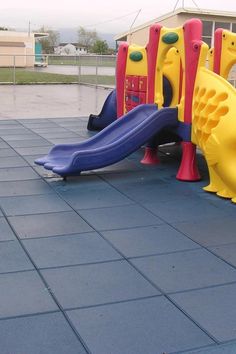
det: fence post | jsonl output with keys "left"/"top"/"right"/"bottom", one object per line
{"left": 77, "top": 54, "right": 81, "bottom": 84}
{"left": 95, "top": 55, "right": 98, "bottom": 87}
{"left": 13, "top": 55, "right": 16, "bottom": 85}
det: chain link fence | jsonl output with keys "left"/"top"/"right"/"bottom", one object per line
{"left": 0, "top": 54, "right": 236, "bottom": 88}
{"left": 0, "top": 54, "right": 116, "bottom": 86}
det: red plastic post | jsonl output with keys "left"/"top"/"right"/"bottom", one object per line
{"left": 213, "top": 28, "right": 223, "bottom": 75}
{"left": 116, "top": 43, "right": 129, "bottom": 118}
{"left": 141, "top": 147, "right": 160, "bottom": 165}
{"left": 176, "top": 142, "right": 201, "bottom": 181}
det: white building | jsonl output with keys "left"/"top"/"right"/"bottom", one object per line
{"left": 55, "top": 43, "right": 87, "bottom": 55}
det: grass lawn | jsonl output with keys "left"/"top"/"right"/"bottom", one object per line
{"left": 48, "top": 56, "right": 116, "bottom": 67}
{"left": 0, "top": 68, "right": 115, "bottom": 85}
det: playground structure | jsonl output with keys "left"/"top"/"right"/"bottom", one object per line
{"left": 36, "top": 18, "right": 236, "bottom": 203}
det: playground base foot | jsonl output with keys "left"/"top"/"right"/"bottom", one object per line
{"left": 176, "top": 142, "right": 201, "bottom": 181}
{"left": 141, "top": 147, "right": 160, "bottom": 165}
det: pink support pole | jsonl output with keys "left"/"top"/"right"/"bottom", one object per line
{"left": 176, "top": 142, "right": 201, "bottom": 181}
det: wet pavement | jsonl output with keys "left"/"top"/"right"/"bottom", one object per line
{"left": 0, "top": 84, "right": 112, "bottom": 119}
{"left": 31, "top": 65, "right": 115, "bottom": 76}
{"left": 0, "top": 85, "right": 236, "bottom": 353}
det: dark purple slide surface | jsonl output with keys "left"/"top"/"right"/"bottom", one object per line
{"left": 35, "top": 105, "right": 178, "bottom": 176}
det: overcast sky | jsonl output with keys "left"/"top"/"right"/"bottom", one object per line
{"left": 1, "top": 0, "right": 236, "bottom": 33}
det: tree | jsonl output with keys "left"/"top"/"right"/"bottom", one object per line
{"left": 77, "top": 26, "right": 99, "bottom": 52}
{"left": 91, "top": 40, "right": 109, "bottom": 54}
{"left": 0, "top": 27, "right": 9, "bottom": 31}
{"left": 35, "top": 26, "right": 60, "bottom": 54}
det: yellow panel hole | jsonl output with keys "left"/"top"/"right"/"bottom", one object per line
{"left": 198, "top": 88, "right": 206, "bottom": 97}
{"left": 204, "top": 120, "right": 219, "bottom": 133}
{"left": 204, "top": 104, "right": 217, "bottom": 115}
{"left": 194, "top": 86, "right": 199, "bottom": 96}
{"left": 193, "top": 113, "right": 199, "bottom": 122}
{"left": 198, "top": 116, "right": 207, "bottom": 128}
{"left": 193, "top": 101, "right": 198, "bottom": 111}
{"left": 216, "top": 92, "right": 228, "bottom": 102}
{"left": 201, "top": 132, "right": 209, "bottom": 145}
{"left": 196, "top": 102, "right": 206, "bottom": 113}
{"left": 205, "top": 90, "right": 216, "bottom": 100}
{"left": 215, "top": 106, "right": 229, "bottom": 118}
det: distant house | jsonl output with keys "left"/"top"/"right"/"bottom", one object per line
{"left": 0, "top": 30, "right": 48, "bottom": 67}
{"left": 54, "top": 43, "right": 87, "bottom": 55}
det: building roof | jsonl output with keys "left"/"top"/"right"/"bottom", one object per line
{"left": 114, "top": 7, "right": 236, "bottom": 40}
{"left": 0, "top": 30, "right": 48, "bottom": 39}
{"left": 58, "top": 42, "right": 86, "bottom": 48}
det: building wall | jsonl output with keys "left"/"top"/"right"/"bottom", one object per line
{"left": 0, "top": 31, "right": 35, "bottom": 67}
{"left": 125, "top": 12, "right": 236, "bottom": 46}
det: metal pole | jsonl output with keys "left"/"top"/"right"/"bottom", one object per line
{"left": 13, "top": 55, "right": 16, "bottom": 85}
{"left": 95, "top": 55, "right": 98, "bottom": 87}
{"left": 77, "top": 54, "right": 81, "bottom": 84}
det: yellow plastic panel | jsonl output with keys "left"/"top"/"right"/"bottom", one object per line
{"left": 192, "top": 66, "right": 236, "bottom": 201}
{"left": 126, "top": 45, "right": 147, "bottom": 76}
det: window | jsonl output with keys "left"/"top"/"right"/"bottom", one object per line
{"left": 202, "top": 21, "right": 213, "bottom": 36}
{"left": 215, "top": 21, "right": 231, "bottom": 30}
{"left": 228, "top": 64, "right": 236, "bottom": 87}
{"left": 203, "top": 37, "right": 212, "bottom": 47}
{"left": 232, "top": 23, "right": 236, "bottom": 33}
{"left": 202, "top": 21, "right": 213, "bottom": 47}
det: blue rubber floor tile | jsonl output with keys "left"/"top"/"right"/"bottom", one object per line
{"left": 0, "top": 194, "right": 71, "bottom": 216}
{"left": 31, "top": 127, "right": 70, "bottom": 133}
{"left": 46, "top": 137, "right": 85, "bottom": 145}
{"left": 92, "top": 159, "right": 141, "bottom": 174}
{"left": 102, "top": 224, "right": 199, "bottom": 258}
{"left": 41, "top": 260, "right": 160, "bottom": 309}
{"left": 59, "top": 185, "right": 133, "bottom": 209}
{"left": 131, "top": 249, "right": 236, "bottom": 293}
{"left": 0, "top": 241, "right": 33, "bottom": 273}
{"left": 38, "top": 132, "right": 79, "bottom": 139}
{"left": 0, "top": 156, "right": 29, "bottom": 168}
{"left": 0, "top": 121, "right": 20, "bottom": 126}
{"left": 0, "top": 179, "right": 53, "bottom": 197}
{"left": 184, "top": 342, "right": 236, "bottom": 354}
{"left": 101, "top": 170, "right": 151, "bottom": 185}
{"left": 0, "top": 141, "right": 9, "bottom": 148}
{"left": 14, "top": 146, "right": 53, "bottom": 156}
{"left": 8, "top": 211, "right": 92, "bottom": 239}
{"left": 24, "top": 154, "right": 45, "bottom": 166}
{"left": 171, "top": 283, "right": 236, "bottom": 342}
{"left": 79, "top": 205, "right": 163, "bottom": 231}
{"left": 0, "top": 148, "right": 18, "bottom": 158}
{"left": 173, "top": 217, "right": 236, "bottom": 247}
{"left": 22, "top": 232, "right": 122, "bottom": 268}
{"left": 0, "top": 128, "right": 31, "bottom": 135}
{"left": 208, "top": 243, "right": 236, "bottom": 267}
{"left": 0, "top": 167, "right": 40, "bottom": 181}
{"left": 20, "top": 121, "right": 59, "bottom": 128}
{"left": 7, "top": 138, "right": 51, "bottom": 148}
{"left": 48, "top": 174, "right": 106, "bottom": 192}
{"left": 0, "top": 271, "right": 57, "bottom": 318}
{"left": 0, "top": 218, "right": 16, "bottom": 241}
{"left": 66, "top": 296, "right": 213, "bottom": 354}
{"left": 144, "top": 196, "right": 229, "bottom": 223}
{"left": 0, "top": 312, "right": 86, "bottom": 354}
{"left": 1, "top": 134, "right": 40, "bottom": 141}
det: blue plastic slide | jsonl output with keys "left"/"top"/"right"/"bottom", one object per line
{"left": 87, "top": 89, "right": 117, "bottom": 131}
{"left": 35, "top": 105, "right": 178, "bottom": 177}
